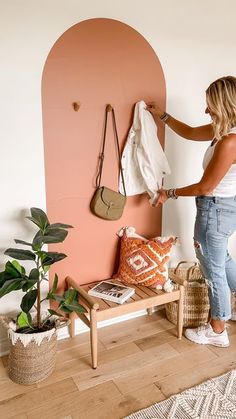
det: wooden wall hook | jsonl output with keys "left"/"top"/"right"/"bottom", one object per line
{"left": 73, "top": 102, "right": 81, "bottom": 111}
{"left": 106, "top": 104, "right": 113, "bottom": 112}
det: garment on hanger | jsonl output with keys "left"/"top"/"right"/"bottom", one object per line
{"left": 119, "top": 100, "right": 171, "bottom": 204}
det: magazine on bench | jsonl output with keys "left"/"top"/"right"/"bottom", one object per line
{"left": 88, "top": 280, "right": 135, "bottom": 304}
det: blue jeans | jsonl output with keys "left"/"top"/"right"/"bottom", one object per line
{"left": 194, "top": 196, "right": 236, "bottom": 321}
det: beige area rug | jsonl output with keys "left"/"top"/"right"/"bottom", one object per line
{"left": 125, "top": 369, "right": 236, "bottom": 419}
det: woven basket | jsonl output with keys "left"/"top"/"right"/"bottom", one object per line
{"left": 8, "top": 330, "right": 57, "bottom": 385}
{"left": 231, "top": 292, "right": 236, "bottom": 320}
{"left": 166, "top": 261, "right": 210, "bottom": 328}
{"left": 1, "top": 316, "right": 69, "bottom": 385}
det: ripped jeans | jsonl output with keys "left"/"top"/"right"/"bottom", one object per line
{"left": 194, "top": 196, "right": 236, "bottom": 321}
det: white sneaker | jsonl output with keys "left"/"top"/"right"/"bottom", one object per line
{"left": 185, "top": 323, "right": 229, "bottom": 347}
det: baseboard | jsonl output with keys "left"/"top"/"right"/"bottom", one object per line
{"left": 0, "top": 306, "right": 162, "bottom": 356}
{"left": 56, "top": 306, "right": 161, "bottom": 340}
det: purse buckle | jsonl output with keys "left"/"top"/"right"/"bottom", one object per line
{"left": 106, "top": 201, "right": 114, "bottom": 214}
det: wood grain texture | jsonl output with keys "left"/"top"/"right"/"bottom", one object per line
{"left": 1, "top": 312, "right": 236, "bottom": 418}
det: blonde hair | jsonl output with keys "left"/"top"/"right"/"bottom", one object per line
{"left": 206, "top": 76, "right": 236, "bottom": 140}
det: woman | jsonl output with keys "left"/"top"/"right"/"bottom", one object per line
{"left": 147, "top": 75, "right": 236, "bottom": 347}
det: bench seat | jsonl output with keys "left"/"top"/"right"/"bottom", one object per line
{"left": 65, "top": 271, "right": 186, "bottom": 369}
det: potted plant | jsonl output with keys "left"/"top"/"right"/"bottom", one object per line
{"left": 0, "top": 207, "right": 85, "bottom": 385}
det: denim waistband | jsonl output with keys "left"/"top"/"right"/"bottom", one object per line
{"left": 196, "top": 195, "right": 236, "bottom": 203}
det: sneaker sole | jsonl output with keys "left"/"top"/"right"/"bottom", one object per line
{"left": 184, "top": 333, "right": 229, "bottom": 348}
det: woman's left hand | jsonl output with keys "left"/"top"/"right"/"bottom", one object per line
{"left": 153, "top": 189, "right": 168, "bottom": 206}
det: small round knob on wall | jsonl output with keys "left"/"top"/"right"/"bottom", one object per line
{"left": 73, "top": 102, "right": 81, "bottom": 111}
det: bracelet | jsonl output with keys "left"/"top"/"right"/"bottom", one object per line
{"left": 166, "top": 188, "right": 178, "bottom": 199}
{"left": 160, "top": 112, "right": 170, "bottom": 123}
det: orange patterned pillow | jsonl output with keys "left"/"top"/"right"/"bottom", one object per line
{"left": 114, "top": 227, "right": 176, "bottom": 290}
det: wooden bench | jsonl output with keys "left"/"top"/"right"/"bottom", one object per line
{"left": 65, "top": 272, "right": 186, "bottom": 369}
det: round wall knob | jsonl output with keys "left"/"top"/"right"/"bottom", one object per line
{"left": 73, "top": 102, "right": 81, "bottom": 111}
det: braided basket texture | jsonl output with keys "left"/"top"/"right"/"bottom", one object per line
{"left": 166, "top": 261, "right": 210, "bottom": 327}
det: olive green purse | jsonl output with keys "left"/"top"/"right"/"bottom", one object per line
{"left": 90, "top": 105, "right": 126, "bottom": 221}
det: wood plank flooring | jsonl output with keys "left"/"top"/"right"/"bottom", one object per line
{"left": 1, "top": 309, "right": 236, "bottom": 418}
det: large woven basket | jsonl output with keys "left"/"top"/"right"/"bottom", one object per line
{"left": 8, "top": 329, "right": 57, "bottom": 385}
{"left": 166, "top": 261, "right": 210, "bottom": 328}
{"left": 1, "top": 316, "right": 69, "bottom": 385}
{"left": 231, "top": 292, "right": 236, "bottom": 320}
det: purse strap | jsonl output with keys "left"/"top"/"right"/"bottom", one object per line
{"left": 96, "top": 104, "right": 126, "bottom": 195}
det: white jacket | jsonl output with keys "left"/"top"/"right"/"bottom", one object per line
{"left": 119, "top": 101, "right": 171, "bottom": 204}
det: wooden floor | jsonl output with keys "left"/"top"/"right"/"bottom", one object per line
{"left": 1, "top": 310, "right": 236, "bottom": 419}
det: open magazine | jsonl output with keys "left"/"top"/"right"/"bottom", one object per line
{"left": 88, "top": 280, "right": 135, "bottom": 304}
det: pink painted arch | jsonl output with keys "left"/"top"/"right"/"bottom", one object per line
{"left": 42, "top": 18, "right": 166, "bottom": 286}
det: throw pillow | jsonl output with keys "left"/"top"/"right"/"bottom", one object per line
{"left": 114, "top": 226, "right": 176, "bottom": 290}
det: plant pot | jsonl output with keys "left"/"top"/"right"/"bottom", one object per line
{"left": 1, "top": 316, "right": 69, "bottom": 385}
{"left": 8, "top": 327, "right": 57, "bottom": 385}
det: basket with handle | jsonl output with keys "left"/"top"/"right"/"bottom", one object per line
{"left": 166, "top": 261, "right": 210, "bottom": 328}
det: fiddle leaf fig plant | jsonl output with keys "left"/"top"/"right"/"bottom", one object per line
{"left": 0, "top": 208, "right": 85, "bottom": 332}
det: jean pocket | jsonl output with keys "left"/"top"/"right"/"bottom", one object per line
{"left": 216, "top": 209, "right": 236, "bottom": 236}
{"left": 196, "top": 197, "right": 208, "bottom": 211}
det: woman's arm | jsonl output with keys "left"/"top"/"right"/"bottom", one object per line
{"left": 155, "top": 135, "right": 236, "bottom": 205}
{"left": 147, "top": 102, "right": 214, "bottom": 141}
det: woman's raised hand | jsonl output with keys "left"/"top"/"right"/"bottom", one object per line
{"left": 146, "top": 102, "right": 164, "bottom": 118}
{"left": 152, "top": 189, "right": 169, "bottom": 207}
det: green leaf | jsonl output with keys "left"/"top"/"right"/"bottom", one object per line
{"left": 44, "top": 227, "right": 68, "bottom": 243}
{"left": 32, "top": 243, "right": 41, "bottom": 252}
{"left": 43, "top": 265, "right": 50, "bottom": 273}
{"left": 51, "top": 274, "right": 58, "bottom": 293}
{"left": 0, "top": 279, "right": 25, "bottom": 298}
{"left": 26, "top": 207, "right": 50, "bottom": 231}
{"left": 29, "top": 268, "right": 39, "bottom": 280}
{"left": 5, "top": 261, "right": 23, "bottom": 277}
{"left": 22, "top": 279, "right": 38, "bottom": 292}
{"left": 4, "top": 248, "right": 35, "bottom": 261}
{"left": 20, "top": 289, "right": 38, "bottom": 313}
{"left": 0, "top": 272, "right": 7, "bottom": 287}
{"left": 59, "top": 302, "right": 86, "bottom": 314}
{"left": 64, "top": 288, "right": 78, "bottom": 305}
{"left": 17, "top": 312, "right": 32, "bottom": 328}
{"left": 11, "top": 260, "right": 25, "bottom": 275}
{"left": 20, "top": 269, "right": 39, "bottom": 292}
{"left": 57, "top": 305, "right": 71, "bottom": 313}
{"left": 14, "top": 239, "right": 32, "bottom": 247}
{"left": 32, "top": 231, "right": 44, "bottom": 246}
{"left": 47, "top": 293, "right": 64, "bottom": 302}
{"left": 50, "top": 223, "right": 73, "bottom": 229}
{"left": 58, "top": 289, "right": 86, "bottom": 314}
{"left": 48, "top": 309, "right": 61, "bottom": 316}
{"left": 33, "top": 228, "right": 68, "bottom": 245}
{"left": 0, "top": 261, "right": 24, "bottom": 288}
{"left": 42, "top": 252, "right": 67, "bottom": 266}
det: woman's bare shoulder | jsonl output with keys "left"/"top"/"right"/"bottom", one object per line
{"left": 216, "top": 134, "right": 236, "bottom": 160}
{"left": 221, "top": 133, "right": 236, "bottom": 145}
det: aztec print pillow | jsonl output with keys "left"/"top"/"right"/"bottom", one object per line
{"left": 114, "top": 227, "right": 176, "bottom": 291}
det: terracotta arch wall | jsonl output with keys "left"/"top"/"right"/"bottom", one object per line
{"left": 42, "top": 18, "right": 166, "bottom": 285}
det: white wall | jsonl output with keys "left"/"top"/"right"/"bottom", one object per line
{"left": 1, "top": 0, "right": 236, "bottom": 347}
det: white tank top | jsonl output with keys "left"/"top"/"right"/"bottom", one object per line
{"left": 203, "top": 127, "right": 236, "bottom": 197}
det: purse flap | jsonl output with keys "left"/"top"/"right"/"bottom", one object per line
{"left": 101, "top": 187, "right": 126, "bottom": 209}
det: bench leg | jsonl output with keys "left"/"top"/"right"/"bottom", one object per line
{"left": 68, "top": 312, "right": 76, "bottom": 338}
{"left": 90, "top": 308, "right": 98, "bottom": 369}
{"left": 177, "top": 285, "right": 184, "bottom": 339}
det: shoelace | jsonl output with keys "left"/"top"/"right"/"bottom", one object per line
{"left": 196, "top": 323, "right": 229, "bottom": 336}
{"left": 196, "top": 323, "right": 209, "bottom": 335}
